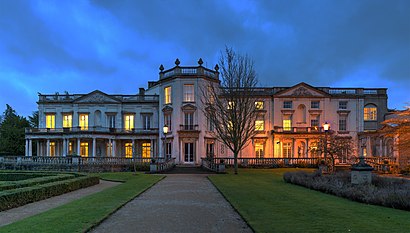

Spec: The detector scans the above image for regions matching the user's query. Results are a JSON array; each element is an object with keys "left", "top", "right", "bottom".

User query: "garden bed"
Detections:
[{"left": 283, "top": 171, "right": 410, "bottom": 211}]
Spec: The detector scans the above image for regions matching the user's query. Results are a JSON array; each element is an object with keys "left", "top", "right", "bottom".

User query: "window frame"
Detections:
[
  {"left": 183, "top": 84, "right": 195, "bottom": 102},
  {"left": 124, "top": 114, "right": 135, "bottom": 131},
  {"left": 283, "top": 101, "right": 293, "bottom": 109},
  {"left": 79, "top": 114, "right": 88, "bottom": 130},
  {"left": 164, "top": 86, "right": 172, "bottom": 104},
  {"left": 46, "top": 114, "right": 55, "bottom": 129},
  {"left": 364, "top": 105, "right": 377, "bottom": 121},
  {"left": 311, "top": 101, "right": 320, "bottom": 109},
  {"left": 62, "top": 114, "right": 72, "bottom": 128}
]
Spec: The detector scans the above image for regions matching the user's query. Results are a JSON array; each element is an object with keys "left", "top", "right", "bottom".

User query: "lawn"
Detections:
[
  {"left": 209, "top": 169, "right": 410, "bottom": 233},
  {"left": 0, "top": 172, "right": 163, "bottom": 233}
]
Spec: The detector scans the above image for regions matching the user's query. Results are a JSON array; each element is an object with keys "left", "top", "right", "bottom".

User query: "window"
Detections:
[
  {"left": 164, "top": 86, "right": 172, "bottom": 104},
  {"left": 283, "top": 119, "right": 292, "bottom": 131},
  {"left": 49, "top": 142, "right": 56, "bottom": 156},
  {"left": 255, "top": 120, "right": 264, "bottom": 131},
  {"left": 227, "top": 101, "right": 235, "bottom": 110},
  {"left": 79, "top": 114, "right": 88, "bottom": 130},
  {"left": 80, "top": 142, "right": 88, "bottom": 157},
  {"left": 63, "top": 114, "right": 72, "bottom": 128},
  {"left": 68, "top": 142, "right": 73, "bottom": 155},
  {"left": 46, "top": 114, "right": 55, "bottom": 129},
  {"left": 283, "top": 142, "right": 292, "bottom": 158},
  {"left": 255, "top": 143, "right": 264, "bottom": 158},
  {"left": 339, "top": 101, "right": 347, "bottom": 110},
  {"left": 206, "top": 142, "right": 214, "bottom": 158},
  {"left": 142, "top": 143, "right": 151, "bottom": 158},
  {"left": 255, "top": 101, "right": 264, "bottom": 110},
  {"left": 184, "top": 112, "right": 194, "bottom": 130},
  {"left": 311, "top": 101, "right": 320, "bottom": 109},
  {"left": 364, "top": 105, "right": 377, "bottom": 121},
  {"left": 283, "top": 101, "right": 293, "bottom": 109},
  {"left": 339, "top": 116, "right": 347, "bottom": 131},
  {"left": 165, "top": 142, "right": 172, "bottom": 158},
  {"left": 311, "top": 117, "right": 319, "bottom": 128},
  {"left": 125, "top": 143, "right": 133, "bottom": 158},
  {"left": 124, "top": 114, "right": 134, "bottom": 131},
  {"left": 183, "top": 84, "right": 195, "bottom": 102},
  {"left": 164, "top": 114, "right": 172, "bottom": 131},
  {"left": 107, "top": 115, "right": 116, "bottom": 128},
  {"left": 207, "top": 117, "right": 214, "bottom": 131},
  {"left": 142, "top": 114, "right": 151, "bottom": 130},
  {"left": 106, "top": 142, "right": 112, "bottom": 157}
]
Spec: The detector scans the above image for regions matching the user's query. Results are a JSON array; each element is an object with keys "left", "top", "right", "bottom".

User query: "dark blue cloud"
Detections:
[{"left": 0, "top": 0, "right": 409, "bottom": 116}]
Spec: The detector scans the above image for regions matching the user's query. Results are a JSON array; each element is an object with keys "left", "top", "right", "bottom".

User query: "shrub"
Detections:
[
  {"left": 0, "top": 175, "right": 99, "bottom": 211},
  {"left": 0, "top": 173, "right": 75, "bottom": 191},
  {"left": 283, "top": 171, "right": 410, "bottom": 211}
]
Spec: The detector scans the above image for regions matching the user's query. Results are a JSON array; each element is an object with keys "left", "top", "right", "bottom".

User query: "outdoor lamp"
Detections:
[
  {"left": 163, "top": 125, "right": 169, "bottom": 134},
  {"left": 323, "top": 122, "right": 330, "bottom": 132}
]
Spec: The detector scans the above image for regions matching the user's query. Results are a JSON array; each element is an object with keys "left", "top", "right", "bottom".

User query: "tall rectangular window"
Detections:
[
  {"left": 164, "top": 113, "right": 172, "bottom": 131},
  {"left": 142, "top": 114, "right": 151, "bottom": 130},
  {"left": 124, "top": 114, "right": 134, "bottom": 131},
  {"left": 68, "top": 142, "right": 73, "bottom": 155},
  {"left": 207, "top": 117, "right": 214, "bottom": 131},
  {"left": 63, "top": 114, "right": 72, "bottom": 128},
  {"left": 311, "top": 116, "right": 319, "bottom": 128},
  {"left": 184, "top": 112, "right": 194, "bottom": 130},
  {"left": 79, "top": 114, "right": 88, "bottom": 130},
  {"left": 125, "top": 143, "right": 133, "bottom": 158},
  {"left": 206, "top": 143, "right": 214, "bottom": 158},
  {"left": 107, "top": 115, "right": 116, "bottom": 128},
  {"left": 165, "top": 142, "right": 172, "bottom": 158},
  {"left": 49, "top": 142, "right": 56, "bottom": 156},
  {"left": 255, "top": 143, "right": 264, "bottom": 158},
  {"left": 283, "top": 101, "right": 293, "bottom": 109},
  {"left": 142, "top": 143, "right": 151, "bottom": 158},
  {"left": 311, "top": 101, "right": 320, "bottom": 109},
  {"left": 339, "top": 116, "right": 347, "bottom": 131},
  {"left": 106, "top": 142, "right": 112, "bottom": 156},
  {"left": 339, "top": 101, "right": 347, "bottom": 109},
  {"left": 283, "top": 142, "right": 292, "bottom": 158},
  {"left": 164, "top": 86, "right": 172, "bottom": 104},
  {"left": 364, "top": 105, "right": 377, "bottom": 121},
  {"left": 183, "top": 84, "right": 195, "bottom": 102},
  {"left": 80, "top": 142, "right": 88, "bottom": 157},
  {"left": 46, "top": 114, "right": 55, "bottom": 129},
  {"left": 283, "top": 119, "right": 292, "bottom": 131}
]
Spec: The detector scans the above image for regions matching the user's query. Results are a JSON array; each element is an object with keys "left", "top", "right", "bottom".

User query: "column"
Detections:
[
  {"left": 150, "top": 139, "right": 154, "bottom": 158},
  {"left": 108, "top": 139, "right": 112, "bottom": 156},
  {"left": 25, "top": 139, "right": 29, "bottom": 156},
  {"left": 63, "top": 139, "right": 67, "bottom": 157},
  {"left": 112, "top": 139, "right": 116, "bottom": 157},
  {"left": 292, "top": 138, "right": 296, "bottom": 157},
  {"left": 77, "top": 138, "right": 81, "bottom": 156},
  {"left": 28, "top": 139, "right": 33, "bottom": 156},
  {"left": 92, "top": 137, "right": 96, "bottom": 157},
  {"left": 46, "top": 139, "right": 50, "bottom": 157},
  {"left": 379, "top": 138, "right": 383, "bottom": 157},
  {"left": 132, "top": 139, "right": 135, "bottom": 158},
  {"left": 305, "top": 139, "right": 309, "bottom": 158},
  {"left": 37, "top": 141, "right": 40, "bottom": 156}
]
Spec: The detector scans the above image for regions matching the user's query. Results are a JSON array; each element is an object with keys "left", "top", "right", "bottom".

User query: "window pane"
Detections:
[
  {"left": 283, "top": 119, "right": 292, "bottom": 131},
  {"left": 124, "top": 115, "right": 134, "bottom": 130},
  {"left": 46, "top": 114, "right": 55, "bottom": 129},
  {"left": 255, "top": 143, "right": 264, "bottom": 158},
  {"left": 339, "top": 101, "right": 347, "bottom": 109},
  {"left": 80, "top": 142, "right": 88, "bottom": 157},
  {"left": 255, "top": 101, "right": 264, "bottom": 110},
  {"left": 142, "top": 143, "right": 151, "bottom": 158},
  {"left": 183, "top": 84, "right": 194, "bottom": 102},
  {"left": 311, "top": 101, "right": 320, "bottom": 109},
  {"left": 255, "top": 120, "right": 264, "bottom": 131},
  {"left": 164, "top": 86, "right": 172, "bottom": 104},
  {"left": 79, "top": 114, "right": 88, "bottom": 130},
  {"left": 125, "top": 143, "right": 133, "bottom": 158},
  {"left": 63, "top": 114, "right": 72, "bottom": 128},
  {"left": 283, "top": 101, "right": 292, "bottom": 108},
  {"left": 364, "top": 106, "right": 377, "bottom": 121}
]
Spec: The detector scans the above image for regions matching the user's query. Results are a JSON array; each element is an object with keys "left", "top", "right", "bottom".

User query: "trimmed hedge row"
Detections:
[
  {"left": 0, "top": 173, "right": 76, "bottom": 191},
  {"left": 0, "top": 175, "right": 99, "bottom": 211},
  {"left": 283, "top": 171, "right": 410, "bottom": 211},
  {"left": 0, "top": 173, "right": 47, "bottom": 181}
]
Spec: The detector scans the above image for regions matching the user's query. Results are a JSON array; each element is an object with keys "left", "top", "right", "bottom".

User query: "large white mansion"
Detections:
[{"left": 25, "top": 60, "right": 391, "bottom": 165}]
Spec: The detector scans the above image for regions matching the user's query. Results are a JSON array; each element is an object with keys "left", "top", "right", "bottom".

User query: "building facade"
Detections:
[{"left": 25, "top": 60, "right": 390, "bottom": 165}]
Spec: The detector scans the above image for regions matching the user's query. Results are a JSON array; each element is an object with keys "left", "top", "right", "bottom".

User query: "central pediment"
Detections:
[
  {"left": 74, "top": 90, "right": 121, "bottom": 104},
  {"left": 275, "top": 83, "right": 330, "bottom": 98}
]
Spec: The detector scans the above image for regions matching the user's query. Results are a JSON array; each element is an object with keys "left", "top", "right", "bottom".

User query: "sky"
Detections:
[{"left": 0, "top": 0, "right": 409, "bottom": 117}]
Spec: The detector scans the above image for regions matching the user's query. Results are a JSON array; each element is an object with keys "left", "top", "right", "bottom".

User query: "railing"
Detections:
[
  {"left": 156, "top": 157, "right": 176, "bottom": 172},
  {"left": 201, "top": 158, "right": 224, "bottom": 173},
  {"left": 38, "top": 94, "right": 159, "bottom": 102},
  {"left": 26, "top": 127, "right": 159, "bottom": 134},
  {"left": 274, "top": 126, "right": 325, "bottom": 133},
  {"left": 328, "top": 89, "right": 357, "bottom": 94},
  {"left": 179, "top": 124, "right": 199, "bottom": 131},
  {"left": 203, "top": 157, "right": 319, "bottom": 168},
  {"left": 354, "top": 156, "right": 398, "bottom": 172},
  {"left": 161, "top": 66, "right": 218, "bottom": 79}
]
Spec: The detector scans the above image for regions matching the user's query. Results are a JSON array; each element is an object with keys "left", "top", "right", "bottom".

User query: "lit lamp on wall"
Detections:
[
  {"left": 323, "top": 122, "right": 330, "bottom": 163},
  {"left": 163, "top": 124, "right": 169, "bottom": 159}
]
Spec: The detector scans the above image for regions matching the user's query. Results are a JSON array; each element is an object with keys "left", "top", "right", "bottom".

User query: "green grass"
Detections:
[
  {"left": 209, "top": 169, "right": 410, "bottom": 233},
  {"left": 0, "top": 172, "right": 163, "bottom": 233}
]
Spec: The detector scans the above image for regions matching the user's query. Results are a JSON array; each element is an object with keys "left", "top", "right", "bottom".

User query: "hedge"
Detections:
[
  {"left": 0, "top": 175, "right": 99, "bottom": 211},
  {"left": 0, "top": 173, "right": 75, "bottom": 191}
]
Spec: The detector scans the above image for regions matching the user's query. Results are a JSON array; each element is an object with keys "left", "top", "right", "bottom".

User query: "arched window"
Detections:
[{"left": 364, "top": 104, "right": 377, "bottom": 121}]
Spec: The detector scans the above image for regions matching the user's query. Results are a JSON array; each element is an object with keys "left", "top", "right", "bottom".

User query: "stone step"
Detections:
[{"left": 161, "top": 165, "right": 215, "bottom": 174}]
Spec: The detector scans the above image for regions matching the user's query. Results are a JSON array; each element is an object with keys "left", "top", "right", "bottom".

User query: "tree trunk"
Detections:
[{"left": 234, "top": 152, "right": 238, "bottom": 175}]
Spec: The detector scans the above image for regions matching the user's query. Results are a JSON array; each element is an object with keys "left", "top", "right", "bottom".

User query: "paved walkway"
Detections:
[
  {"left": 0, "top": 180, "right": 120, "bottom": 227},
  {"left": 91, "top": 174, "right": 252, "bottom": 233}
]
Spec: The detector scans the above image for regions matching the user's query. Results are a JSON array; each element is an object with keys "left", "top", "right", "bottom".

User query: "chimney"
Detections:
[{"left": 139, "top": 88, "right": 145, "bottom": 95}]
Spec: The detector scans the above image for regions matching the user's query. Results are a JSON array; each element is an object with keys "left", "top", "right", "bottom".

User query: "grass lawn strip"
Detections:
[
  {"left": 209, "top": 169, "right": 410, "bottom": 233},
  {"left": 0, "top": 173, "right": 164, "bottom": 233}
]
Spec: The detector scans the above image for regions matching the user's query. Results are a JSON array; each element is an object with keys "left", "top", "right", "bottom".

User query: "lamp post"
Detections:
[
  {"left": 163, "top": 125, "right": 169, "bottom": 159},
  {"left": 323, "top": 122, "right": 330, "bottom": 163}
]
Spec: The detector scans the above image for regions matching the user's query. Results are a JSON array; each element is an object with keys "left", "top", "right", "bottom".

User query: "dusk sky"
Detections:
[{"left": 0, "top": 0, "right": 409, "bottom": 117}]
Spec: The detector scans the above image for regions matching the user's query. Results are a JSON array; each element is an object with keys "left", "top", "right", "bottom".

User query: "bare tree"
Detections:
[
  {"left": 201, "top": 47, "right": 260, "bottom": 174},
  {"left": 381, "top": 107, "right": 410, "bottom": 170},
  {"left": 309, "top": 133, "right": 353, "bottom": 172}
]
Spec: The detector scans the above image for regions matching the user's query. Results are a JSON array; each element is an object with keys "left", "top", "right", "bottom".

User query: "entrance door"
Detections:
[{"left": 184, "top": 142, "right": 194, "bottom": 163}]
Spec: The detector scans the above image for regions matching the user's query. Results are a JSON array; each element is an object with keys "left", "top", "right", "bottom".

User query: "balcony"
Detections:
[
  {"left": 273, "top": 126, "right": 325, "bottom": 133},
  {"left": 179, "top": 124, "right": 199, "bottom": 131},
  {"left": 160, "top": 66, "right": 219, "bottom": 80},
  {"left": 25, "top": 127, "right": 159, "bottom": 135}
]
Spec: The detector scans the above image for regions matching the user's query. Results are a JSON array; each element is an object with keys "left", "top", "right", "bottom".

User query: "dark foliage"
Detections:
[
  {"left": 283, "top": 171, "right": 410, "bottom": 211},
  {"left": 0, "top": 104, "right": 30, "bottom": 155}
]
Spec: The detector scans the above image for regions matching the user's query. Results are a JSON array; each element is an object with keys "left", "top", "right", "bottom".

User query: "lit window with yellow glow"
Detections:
[
  {"left": 106, "top": 142, "right": 112, "bottom": 157},
  {"left": 164, "top": 86, "right": 172, "bottom": 104},
  {"left": 227, "top": 101, "right": 235, "bottom": 109},
  {"left": 68, "top": 142, "right": 73, "bottom": 155},
  {"left": 142, "top": 143, "right": 151, "bottom": 158},
  {"left": 364, "top": 105, "right": 377, "bottom": 121},
  {"left": 255, "top": 101, "right": 264, "bottom": 110},
  {"left": 255, "top": 143, "right": 264, "bottom": 158},
  {"left": 283, "top": 119, "right": 292, "bottom": 131},
  {"left": 80, "top": 142, "right": 88, "bottom": 157},
  {"left": 79, "top": 114, "right": 88, "bottom": 130},
  {"left": 124, "top": 114, "right": 134, "bottom": 131},
  {"left": 63, "top": 114, "right": 72, "bottom": 128},
  {"left": 255, "top": 120, "right": 264, "bottom": 131},
  {"left": 125, "top": 143, "right": 133, "bottom": 158},
  {"left": 46, "top": 114, "right": 55, "bottom": 129},
  {"left": 49, "top": 142, "right": 56, "bottom": 156}
]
